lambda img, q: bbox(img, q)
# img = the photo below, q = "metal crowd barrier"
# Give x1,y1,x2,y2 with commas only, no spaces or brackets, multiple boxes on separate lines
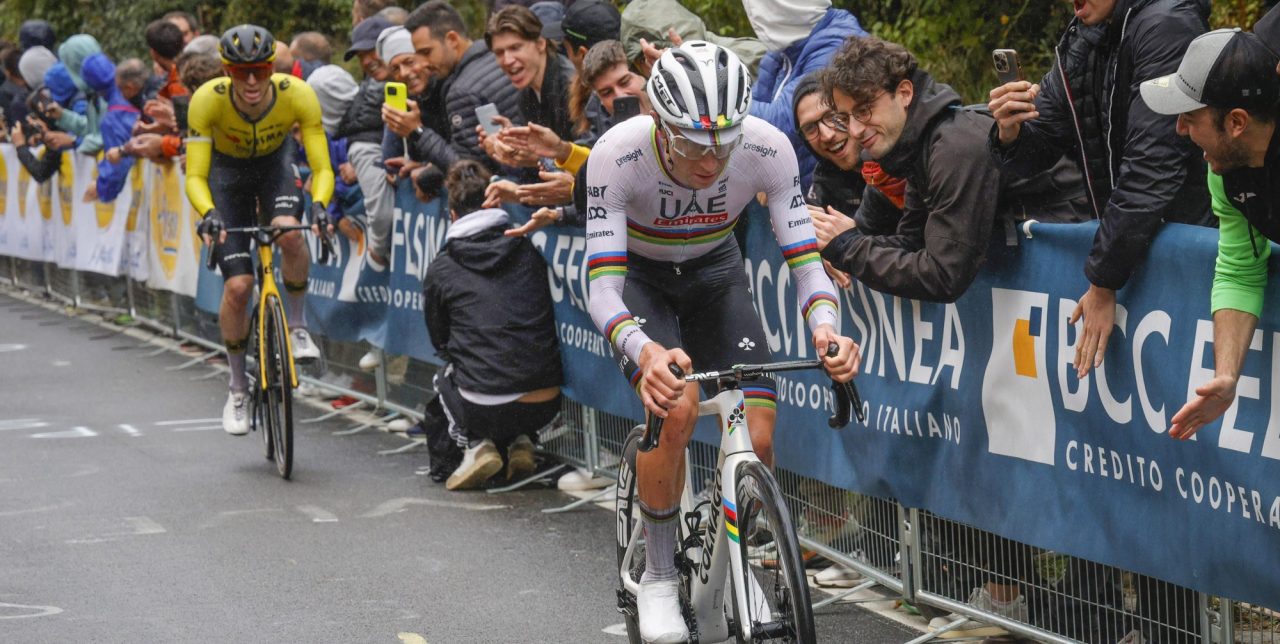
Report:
5,256,1280,644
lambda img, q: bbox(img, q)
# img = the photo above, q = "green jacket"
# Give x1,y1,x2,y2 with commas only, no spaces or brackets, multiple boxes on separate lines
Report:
1209,170,1270,317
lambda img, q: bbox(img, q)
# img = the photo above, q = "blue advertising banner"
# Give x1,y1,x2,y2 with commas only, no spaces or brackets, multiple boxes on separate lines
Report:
740,209,1280,611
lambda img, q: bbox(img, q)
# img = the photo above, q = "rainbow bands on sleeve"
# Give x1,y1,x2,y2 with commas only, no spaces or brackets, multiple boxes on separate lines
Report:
802,292,840,324
587,252,628,281
781,239,823,270
742,385,778,411
604,312,640,346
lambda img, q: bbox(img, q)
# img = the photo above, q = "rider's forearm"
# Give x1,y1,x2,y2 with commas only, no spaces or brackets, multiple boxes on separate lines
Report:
1213,308,1258,383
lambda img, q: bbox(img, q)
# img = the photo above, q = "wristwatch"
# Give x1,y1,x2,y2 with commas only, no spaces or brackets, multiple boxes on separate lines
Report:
410,126,425,141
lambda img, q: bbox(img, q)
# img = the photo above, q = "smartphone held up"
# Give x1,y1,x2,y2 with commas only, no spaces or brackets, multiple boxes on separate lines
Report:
993,49,1024,86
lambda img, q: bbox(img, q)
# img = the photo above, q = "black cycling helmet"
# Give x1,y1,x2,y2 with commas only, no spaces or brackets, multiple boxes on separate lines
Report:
219,24,276,65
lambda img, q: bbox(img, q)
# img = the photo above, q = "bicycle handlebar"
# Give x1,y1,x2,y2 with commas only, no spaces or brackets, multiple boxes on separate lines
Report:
203,224,333,270
638,344,865,452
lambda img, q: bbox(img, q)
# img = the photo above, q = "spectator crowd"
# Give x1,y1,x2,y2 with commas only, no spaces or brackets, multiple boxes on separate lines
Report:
4,0,1280,640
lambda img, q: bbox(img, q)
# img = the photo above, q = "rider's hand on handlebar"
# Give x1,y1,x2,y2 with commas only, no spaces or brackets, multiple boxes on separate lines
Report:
638,343,693,418
310,202,334,238
197,209,227,246
814,324,860,383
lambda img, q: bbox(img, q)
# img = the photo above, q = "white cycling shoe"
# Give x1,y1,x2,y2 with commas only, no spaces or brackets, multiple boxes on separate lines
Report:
638,578,689,643
291,328,320,362
222,390,250,436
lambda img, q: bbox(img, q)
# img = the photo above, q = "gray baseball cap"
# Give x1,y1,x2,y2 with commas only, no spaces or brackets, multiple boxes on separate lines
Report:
1141,28,1280,115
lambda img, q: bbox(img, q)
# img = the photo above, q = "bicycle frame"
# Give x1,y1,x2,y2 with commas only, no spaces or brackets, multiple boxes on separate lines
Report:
253,239,297,391
618,386,760,642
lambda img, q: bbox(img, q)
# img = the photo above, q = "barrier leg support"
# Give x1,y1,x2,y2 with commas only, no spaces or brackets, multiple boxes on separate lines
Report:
378,440,424,456
165,349,219,371
810,578,879,611
302,400,368,424
541,483,615,514
486,463,567,494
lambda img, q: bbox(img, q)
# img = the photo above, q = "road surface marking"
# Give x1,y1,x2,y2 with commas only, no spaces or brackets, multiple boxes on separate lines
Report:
0,418,48,431
65,516,167,544
51,360,70,367
362,497,509,518
0,602,63,619
31,426,97,439
397,634,428,644
199,508,285,529
602,623,629,636
0,501,74,517
296,505,339,523
171,425,223,432
155,418,222,426
118,424,141,437
0,343,27,353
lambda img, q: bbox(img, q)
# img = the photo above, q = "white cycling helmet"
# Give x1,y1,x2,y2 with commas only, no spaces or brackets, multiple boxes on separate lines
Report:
646,40,752,145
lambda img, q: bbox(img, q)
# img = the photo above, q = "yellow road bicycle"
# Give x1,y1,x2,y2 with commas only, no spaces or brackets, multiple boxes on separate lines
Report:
207,224,332,479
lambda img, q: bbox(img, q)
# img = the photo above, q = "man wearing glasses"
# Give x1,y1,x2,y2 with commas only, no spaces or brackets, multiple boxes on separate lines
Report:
585,41,860,643
185,25,334,436
813,36,1005,305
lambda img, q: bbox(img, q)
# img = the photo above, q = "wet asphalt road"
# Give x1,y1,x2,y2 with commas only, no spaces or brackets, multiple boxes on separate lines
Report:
0,290,920,643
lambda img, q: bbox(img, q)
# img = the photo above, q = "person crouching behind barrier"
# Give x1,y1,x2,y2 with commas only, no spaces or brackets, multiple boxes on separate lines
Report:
423,159,565,491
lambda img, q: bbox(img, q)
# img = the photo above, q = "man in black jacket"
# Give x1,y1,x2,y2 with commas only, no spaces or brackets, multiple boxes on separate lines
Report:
817,37,1002,304
423,159,564,491
382,1,522,172
988,0,1212,381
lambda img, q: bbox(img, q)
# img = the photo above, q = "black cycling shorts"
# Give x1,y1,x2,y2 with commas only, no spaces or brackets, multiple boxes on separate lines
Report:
615,239,777,411
207,145,303,280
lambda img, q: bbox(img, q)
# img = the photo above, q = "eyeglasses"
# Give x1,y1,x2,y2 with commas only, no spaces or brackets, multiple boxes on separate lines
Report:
662,123,741,160
821,90,888,131
226,63,273,82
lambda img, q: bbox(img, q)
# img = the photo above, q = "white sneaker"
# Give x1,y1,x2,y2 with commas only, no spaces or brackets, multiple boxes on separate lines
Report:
387,417,414,433
358,350,381,371
557,467,613,491
291,328,320,362
1116,629,1147,644
445,439,503,490
814,564,863,588
637,579,688,644
295,381,320,398
927,587,1027,638
222,390,250,436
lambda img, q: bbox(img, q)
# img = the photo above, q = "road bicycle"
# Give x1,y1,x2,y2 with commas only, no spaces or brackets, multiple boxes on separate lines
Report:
615,350,863,643
207,223,331,479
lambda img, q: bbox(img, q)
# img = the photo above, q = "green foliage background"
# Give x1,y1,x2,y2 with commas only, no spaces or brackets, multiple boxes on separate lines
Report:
0,0,1272,103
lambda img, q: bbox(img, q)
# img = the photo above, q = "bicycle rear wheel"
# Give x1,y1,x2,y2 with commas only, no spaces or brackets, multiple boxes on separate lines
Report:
732,460,815,643
262,294,294,479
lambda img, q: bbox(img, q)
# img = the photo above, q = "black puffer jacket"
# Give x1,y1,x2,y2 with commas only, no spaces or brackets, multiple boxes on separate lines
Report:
423,209,564,395
820,70,1003,303
990,0,1212,290
336,77,386,146
409,40,523,170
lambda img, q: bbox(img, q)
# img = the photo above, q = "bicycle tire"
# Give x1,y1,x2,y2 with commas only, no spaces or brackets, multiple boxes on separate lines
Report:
263,294,294,479
731,460,815,643
615,425,646,644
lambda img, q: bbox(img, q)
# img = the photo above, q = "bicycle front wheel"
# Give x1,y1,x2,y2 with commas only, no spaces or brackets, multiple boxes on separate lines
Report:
615,425,646,644
732,460,815,643
262,294,294,479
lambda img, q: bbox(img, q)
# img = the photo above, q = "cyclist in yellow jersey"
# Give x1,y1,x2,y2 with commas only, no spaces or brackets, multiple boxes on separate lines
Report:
186,24,335,436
